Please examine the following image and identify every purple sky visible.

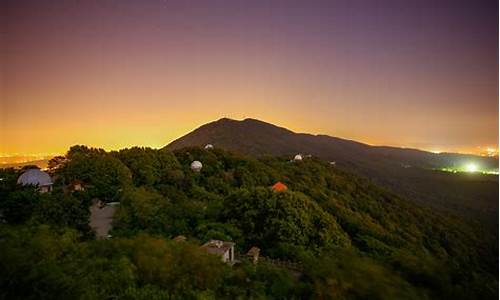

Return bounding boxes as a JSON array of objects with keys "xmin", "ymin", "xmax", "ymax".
[{"xmin": 2, "ymin": 0, "xmax": 498, "ymax": 155}]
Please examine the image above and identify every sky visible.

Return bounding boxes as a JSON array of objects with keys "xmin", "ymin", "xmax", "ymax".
[{"xmin": 2, "ymin": 0, "xmax": 498, "ymax": 157}]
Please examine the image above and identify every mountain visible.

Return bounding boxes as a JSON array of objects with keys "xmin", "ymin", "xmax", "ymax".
[{"xmin": 166, "ymin": 118, "xmax": 499, "ymax": 226}]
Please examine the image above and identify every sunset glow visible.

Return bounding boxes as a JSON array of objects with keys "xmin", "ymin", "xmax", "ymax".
[{"xmin": 2, "ymin": 0, "xmax": 498, "ymax": 157}]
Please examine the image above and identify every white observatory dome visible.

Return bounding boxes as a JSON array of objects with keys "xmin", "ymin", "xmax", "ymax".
[
  {"xmin": 17, "ymin": 168, "xmax": 53, "ymax": 187},
  {"xmin": 293, "ymin": 154, "xmax": 303, "ymax": 161},
  {"xmin": 191, "ymin": 160, "xmax": 203, "ymax": 172},
  {"xmin": 204, "ymin": 144, "xmax": 214, "ymax": 149}
]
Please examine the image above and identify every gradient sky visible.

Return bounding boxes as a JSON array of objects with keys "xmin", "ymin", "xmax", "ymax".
[{"xmin": 2, "ymin": 0, "xmax": 498, "ymax": 156}]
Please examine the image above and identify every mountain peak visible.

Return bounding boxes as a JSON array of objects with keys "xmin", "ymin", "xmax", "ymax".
[
  {"xmin": 213, "ymin": 117, "xmax": 270, "ymax": 124},
  {"xmin": 215, "ymin": 117, "xmax": 237, "ymax": 123},
  {"xmin": 166, "ymin": 117, "xmax": 297, "ymax": 154},
  {"xmin": 242, "ymin": 117, "xmax": 264, "ymax": 123}
]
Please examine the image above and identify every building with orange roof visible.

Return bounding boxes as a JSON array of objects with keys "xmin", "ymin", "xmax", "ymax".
[{"xmin": 271, "ymin": 181, "xmax": 288, "ymax": 192}]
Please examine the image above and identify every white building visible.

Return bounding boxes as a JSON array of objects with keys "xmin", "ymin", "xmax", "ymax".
[
  {"xmin": 17, "ymin": 168, "xmax": 53, "ymax": 193},
  {"xmin": 191, "ymin": 160, "xmax": 203, "ymax": 172}
]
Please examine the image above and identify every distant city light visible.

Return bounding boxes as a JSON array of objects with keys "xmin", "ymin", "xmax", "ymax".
[
  {"xmin": 465, "ymin": 163, "xmax": 478, "ymax": 173},
  {"xmin": 439, "ymin": 165, "xmax": 498, "ymax": 175},
  {"xmin": 485, "ymin": 147, "xmax": 499, "ymax": 157}
]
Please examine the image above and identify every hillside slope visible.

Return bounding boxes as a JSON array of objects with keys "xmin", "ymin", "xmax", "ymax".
[
  {"xmin": 1, "ymin": 145, "xmax": 497, "ymax": 298},
  {"xmin": 166, "ymin": 118, "xmax": 499, "ymax": 225}
]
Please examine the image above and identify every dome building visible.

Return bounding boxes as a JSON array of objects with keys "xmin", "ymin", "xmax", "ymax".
[
  {"xmin": 293, "ymin": 154, "xmax": 303, "ymax": 161},
  {"xmin": 204, "ymin": 144, "xmax": 214, "ymax": 150},
  {"xmin": 191, "ymin": 160, "xmax": 203, "ymax": 172},
  {"xmin": 17, "ymin": 168, "xmax": 53, "ymax": 193}
]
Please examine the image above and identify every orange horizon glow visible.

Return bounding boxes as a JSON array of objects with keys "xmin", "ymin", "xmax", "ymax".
[
  {"xmin": 1, "ymin": 116, "xmax": 497, "ymax": 161},
  {"xmin": 2, "ymin": 1, "xmax": 498, "ymax": 159}
]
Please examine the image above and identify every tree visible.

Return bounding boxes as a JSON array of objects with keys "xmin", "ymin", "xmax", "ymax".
[
  {"xmin": 32, "ymin": 192, "xmax": 91, "ymax": 235},
  {"xmin": 57, "ymin": 145, "xmax": 132, "ymax": 201},
  {"xmin": 305, "ymin": 250, "xmax": 425, "ymax": 300},
  {"xmin": 0, "ymin": 187, "xmax": 40, "ymax": 224},
  {"xmin": 222, "ymin": 187, "xmax": 350, "ymax": 258}
]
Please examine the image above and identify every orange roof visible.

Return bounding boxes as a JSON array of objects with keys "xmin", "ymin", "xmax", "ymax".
[{"xmin": 272, "ymin": 182, "xmax": 288, "ymax": 192}]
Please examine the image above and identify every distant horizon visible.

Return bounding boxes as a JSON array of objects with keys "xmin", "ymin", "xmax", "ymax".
[{"xmin": 1, "ymin": 117, "xmax": 498, "ymax": 162}]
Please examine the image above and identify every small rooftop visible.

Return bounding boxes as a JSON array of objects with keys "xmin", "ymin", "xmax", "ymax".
[
  {"xmin": 173, "ymin": 235, "xmax": 187, "ymax": 242},
  {"xmin": 201, "ymin": 239, "xmax": 234, "ymax": 255},
  {"xmin": 271, "ymin": 182, "xmax": 288, "ymax": 192}
]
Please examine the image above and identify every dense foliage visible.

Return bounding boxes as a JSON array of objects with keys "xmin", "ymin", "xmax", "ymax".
[
  {"xmin": 0, "ymin": 145, "xmax": 497, "ymax": 299},
  {"xmin": 167, "ymin": 118, "xmax": 499, "ymax": 226}
]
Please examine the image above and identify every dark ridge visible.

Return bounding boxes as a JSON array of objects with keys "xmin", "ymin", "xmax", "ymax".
[{"xmin": 166, "ymin": 118, "xmax": 498, "ymax": 226}]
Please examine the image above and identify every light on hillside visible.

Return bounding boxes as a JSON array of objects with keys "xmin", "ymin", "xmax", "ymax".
[{"xmin": 465, "ymin": 163, "xmax": 478, "ymax": 173}]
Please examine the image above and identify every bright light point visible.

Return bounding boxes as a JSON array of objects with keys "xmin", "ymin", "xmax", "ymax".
[{"xmin": 465, "ymin": 163, "xmax": 478, "ymax": 173}]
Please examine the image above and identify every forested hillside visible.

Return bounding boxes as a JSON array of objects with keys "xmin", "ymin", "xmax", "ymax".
[
  {"xmin": 167, "ymin": 118, "xmax": 499, "ymax": 225},
  {"xmin": 0, "ymin": 145, "xmax": 497, "ymax": 299}
]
